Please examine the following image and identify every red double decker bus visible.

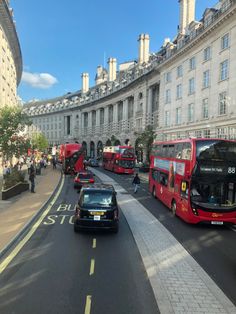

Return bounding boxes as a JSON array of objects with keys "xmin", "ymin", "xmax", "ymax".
[
  {"xmin": 103, "ymin": 145, "xmax": 135, "ymax": 174},
  {"xmin": 149, "ymin": 138, "xmax": 236, "ymax": 225},
  {"xmin": 59, "ymin": 143, "xmax": 85, "ymax": 174}
]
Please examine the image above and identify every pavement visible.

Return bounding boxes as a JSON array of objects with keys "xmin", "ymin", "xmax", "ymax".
[
  {"xmin": 0, "ymin": 165, "xmax": 61, "ymax": 257},
  {"xmin": 0, "ymin": 166, "xmax": 235, "ymax": 313}
]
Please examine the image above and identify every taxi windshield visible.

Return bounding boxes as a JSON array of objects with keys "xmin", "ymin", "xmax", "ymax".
[{"xmin": 80, "ymin": 191, "xmax": 114, "ymax": 207}]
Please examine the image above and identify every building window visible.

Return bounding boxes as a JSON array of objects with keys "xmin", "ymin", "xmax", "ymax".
[
  {"xmin": 176, "ymin": 84, "xmax": 182, "ymax": 99},
  {"xmin": 217, "ymin": 127, "xmax": 227, "ymax": 139},
  {"xmin": 203, "ymin": 47, "xmax": 211, "ymax": 61},
  {"xmin": 176, "ymin": 107, "xmax": 181, "ymax": 125},
  {"xmin": 100, "ymin": 108, "xmax": 104, "ymax": 125},
  {"xmin": 203, "ymin": 70, "xmax": 210, "ymax": 88},
  {"xmin": 177, "ymin": 65, "xmax": 183, "ymax": 77},
  {"xmin": 189, "ymin": 57, "xmax": 196, "ymax": 70},
  {"xmin": 220, "ymin": 60, "xmax": 229, "ymax": 81},
  {"xmin": 202, "ymin": 98, "xmax": 209, "ymax": 119},
  {"xmin": 221, "ymin": 33, "xmax": 229, "ymax": 50},
  {"xmin": 165, "ymin": 89, "xmax": 171, "ymax": 104},
  {"xmin": 165, "ymin": 72, "xmax": 172, "ymax": 83},
  {"xmin": 203, "ymin": 129, "xmax": 211, "ymax": 138},
  {"xmin": 219, "ymin": 92, "xmax": 227, "ymax": 115},
  {"xmin": 195, "ymin": 130, "xmax": 202, "ymax": 138},
  {"xmin": 164, "ymin": 111, "xmax": 170, "ymax": 127},
  {"xmin": 188, "ymin": 103, "xmax": 194, "ymax": 122},
  {"xmin": 188, "ymin": 78, "xmax": 195, "ymax": 95}
]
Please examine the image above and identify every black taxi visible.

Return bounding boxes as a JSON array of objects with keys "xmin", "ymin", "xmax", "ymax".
[{"xmin": 74, "ymin": 184, "xmax": 119, "ymax": 233}]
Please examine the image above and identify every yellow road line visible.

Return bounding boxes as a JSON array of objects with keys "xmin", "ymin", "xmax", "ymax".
[
  {"xmin": 89, "ymin": 259, "xmax": 95, "ymax": 276},
  {"xmin": 0, "ymin": 175, "xmax": 65, "ymax": 274},
  {"xmin": 92, "ymin": 238, "xmax": 96, "ymax": 248},
  {"xmin": 84, "ymin": 295, "xmax": 92, "ymax": 314}
]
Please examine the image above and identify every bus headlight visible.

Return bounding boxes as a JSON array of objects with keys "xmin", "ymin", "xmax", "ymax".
[{"xmin": 192, "ymin": 207, "xmax": 198, "ymax": 216}]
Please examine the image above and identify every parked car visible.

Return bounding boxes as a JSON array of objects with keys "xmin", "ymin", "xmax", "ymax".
[
  {"xmin": 88, "ymin": 158, "xmax": 99, "ymax": 167},
  {"xmin": 74, "ymin": 171, "xmax": 95, "ymax": 190},
  {"xmin": 74, "ymin": 184, "xmax": 119, "ymax": 233}
]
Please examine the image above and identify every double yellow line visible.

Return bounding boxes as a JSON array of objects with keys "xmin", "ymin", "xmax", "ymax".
[{"xmin": 0, "ymin": 176, "xmax": 65, "ymax": 274}]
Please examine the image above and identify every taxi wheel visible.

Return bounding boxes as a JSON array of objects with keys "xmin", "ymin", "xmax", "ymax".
[{"xmin": 171, "ymin": 200, "xmax": 177, "ymax": 216}]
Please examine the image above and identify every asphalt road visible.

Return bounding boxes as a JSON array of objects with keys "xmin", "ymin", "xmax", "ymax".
[
  {"xmin": 98, "ymin": 167, "xmax": 236, "ymax": 306},
  {"xmin": 0, "ymin": 175, "xmax": 159, "ymax": 314}
]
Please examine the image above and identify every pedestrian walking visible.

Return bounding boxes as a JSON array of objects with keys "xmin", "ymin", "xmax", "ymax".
[
  {"xmin": 29, "ymin": 163, "xmax": 36, "ymax": 193},
  {"xmin": 132, "ymin": 173, "xmax": 140, "ymax": 193},
  {"xmin": 52, "ymin": 157, "xmax": 57, "ymax": 169}
]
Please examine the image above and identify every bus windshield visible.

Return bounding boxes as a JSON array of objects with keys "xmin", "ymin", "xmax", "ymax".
[
  {"xmin": 190, "ymin": 180, "xmax": 236, "ymax": 209},
  {"xmin": 196, "ymin": 140, "xmax": 236, "ymax": 162}
]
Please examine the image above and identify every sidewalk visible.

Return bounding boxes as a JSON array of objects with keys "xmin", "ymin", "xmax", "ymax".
[{"xmin": 0, "ymin": 165, "xmax": 61, "ymax": 255}]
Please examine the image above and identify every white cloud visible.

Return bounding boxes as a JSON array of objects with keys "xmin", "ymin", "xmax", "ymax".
[{"xmin": 22, "ymin": 71, "xmax": 58, "ymax": 89}]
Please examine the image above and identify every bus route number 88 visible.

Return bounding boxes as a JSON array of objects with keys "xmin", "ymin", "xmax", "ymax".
[{"xmin": 228, "ymin": 167, "xmax": 236, "ymax": 174}]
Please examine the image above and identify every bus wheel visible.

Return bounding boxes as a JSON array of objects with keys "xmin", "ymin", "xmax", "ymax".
[
  {"xmin": 152, "ymin": 187, "xmax": 156, "ymax": 198},
  {"xmin": 171, "ymin": 200, "xmax": 177, "ymax": 216}
]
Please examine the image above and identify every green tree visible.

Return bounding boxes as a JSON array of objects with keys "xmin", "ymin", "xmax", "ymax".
[
  {"xmin": 0, "ymin": 106, "xmax": 31, "ymax": 163},
  {"xmin": 31, "ymin": 132, "xmax": 48, "ymax": 151},
  {"xmin": 135, "ymin": 125, "xmax": 156, "ymax": 162}
]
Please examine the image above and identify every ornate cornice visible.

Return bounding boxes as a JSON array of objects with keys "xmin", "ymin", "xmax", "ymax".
[{"xmin": 0, "ymin": 0, "xmax": 22, "ymax": 85}]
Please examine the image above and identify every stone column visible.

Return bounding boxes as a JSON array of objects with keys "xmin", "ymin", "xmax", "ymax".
[{"xmin": 96, "ymin": 109, "xmax": 100, "ymax": 135}]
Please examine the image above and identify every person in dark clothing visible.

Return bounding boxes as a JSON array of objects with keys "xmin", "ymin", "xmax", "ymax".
[
  {"xmin": 29, "ymin": 163, "xmax": 36, "ymax": 193},
  {"xmin": 132, "ymin": 173, "xmax": 141, "ymax": 193},
  {"xmin": 52, "ymin": 157, "xmax": 57, "ymax": 169}
]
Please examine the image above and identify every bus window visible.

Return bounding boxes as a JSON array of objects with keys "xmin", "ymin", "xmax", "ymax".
[
  {"xmin": 182, "ymin": 143, "xmax": 191, "ymax": 160},
  {"xmin": 162, "ymin": 145, "xmax": 168, "ymax": 157},
  {"xmin": 168, "ymin": 145, "xmax": 175, "ymax": 158},
  {"xmin": 152, "ymin": 169, "xmax": 159, "ymax": 182},
  {"xmin": 159, "ymin": 172, "xmax": 168, "ymax": 187},
  {"xmin": 175, "ymin": 143, "xmax": 183, "ymax": 159}
]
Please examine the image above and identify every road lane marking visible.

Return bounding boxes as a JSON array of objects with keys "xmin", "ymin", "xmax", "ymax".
[
  {"xmin": 0, "ymin": 175, "xmax": 65, "ymax": 274},
  {"xmin": 89, "ymin": 259, "xmax": 95, "ymax": 275},
  {"xmin": 84, "ymin": 295, "xmax": 92, "ymax": 314},
  {"xmin": 92, "ymin": 238, "xmax": 96, "ymax": 248}
]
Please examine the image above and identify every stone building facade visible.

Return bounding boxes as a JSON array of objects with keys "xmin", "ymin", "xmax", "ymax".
[
  {"xmin": 0, "ymin": 0, "xmax": 22, "ymax": 107},
  {"xmin": 23, "ymin": 0, "xmax": 236, "ymax": 159}
]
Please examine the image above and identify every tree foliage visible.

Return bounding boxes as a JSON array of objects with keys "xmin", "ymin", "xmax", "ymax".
[
  {"xmin": 0, "ymin": 106, "xmax": 31, "ymax": 162},
  {"xmin": 31, "ymin": 132, "xmax": 48, "ymax": 151},
  {"xmin": 135, "ymin": 125, "xmax": 156, "ymax": 162}
]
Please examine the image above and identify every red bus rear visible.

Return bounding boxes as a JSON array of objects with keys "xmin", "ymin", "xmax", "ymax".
[
  {"xmin": 60, "ymin": 143, "xmax": 85, "ymax": 174},
  {"xmin": 149, "ymin": 138, "xmax": 236, "ymax": 225},
  {"xmin": 103, "ymin": 146, "xmax": 135, "ymax": 174}
]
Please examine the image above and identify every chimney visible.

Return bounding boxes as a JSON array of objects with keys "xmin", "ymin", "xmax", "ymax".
[
  {"xmin": 108, "ymin": 58, "xmax": 117, "ymax": 82},
  {"xmin": 179, "ymin": 0, "xmax": 195, "ymax": 34},
  {"xmin": 138, "ymin": 34, "xmax": 150, "ymax": 64},
  {"xmin": 81, "ymin": 72, "xmax": 89, "ymax": 93}
]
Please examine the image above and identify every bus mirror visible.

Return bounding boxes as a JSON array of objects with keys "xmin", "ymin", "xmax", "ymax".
[{"xmin": 181, "ymin": 181, "xmax": 187, "ymax": 192}]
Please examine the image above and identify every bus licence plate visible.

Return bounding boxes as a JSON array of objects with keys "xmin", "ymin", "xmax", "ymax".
[
  {"xmin": 94, "ymin": 216, "xmax": 100, "ymax": 221},
  {"xmin": 211, "ymin": 221, "xmax": 223, "ymax": 225}
]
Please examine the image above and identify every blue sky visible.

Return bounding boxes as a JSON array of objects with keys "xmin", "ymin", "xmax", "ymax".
[{"xmin": 11, "ymin": 0, "xmax": 217, "ymax": 102}]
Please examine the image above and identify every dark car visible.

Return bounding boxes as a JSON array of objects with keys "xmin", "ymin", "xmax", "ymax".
[
  {"xmin": 88, "ymin": 158, "xmax": 99, "ymax": 167},
  {"xmin": 74, "ymin": 171, "xmax": 95, "ymax": 189},
  {"xmin": 74, "ymin": 184, "xmax": 119, "ymax": 233}
]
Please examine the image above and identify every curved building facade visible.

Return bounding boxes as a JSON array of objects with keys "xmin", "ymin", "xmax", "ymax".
[
  {"xmin": 23, "ymin": 0, "xmax": 236, "ymax": 159},
  {"xmin": 0, "ymin": 0, "xmax": 22, "ymax": 107}
]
